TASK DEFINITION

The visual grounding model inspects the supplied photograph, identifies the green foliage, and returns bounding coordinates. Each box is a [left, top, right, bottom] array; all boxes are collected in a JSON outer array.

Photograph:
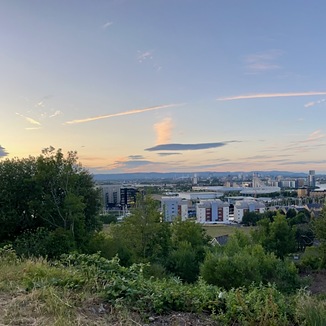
[[201, 231, 301, 293], [110, 195, 171, 264], [13, 227, 76, 258], [253, 213, 296, 259], [312, 207, 326, 267], [1, 247, 325, 325], [295, 290, 326, 326], [241, 211, 263, 226], [0, 148, 101, 257], [166, 241, 199, 283], [218, 283, 294, 326], [165, 219, 211, 282], [0, 245, 19, 264], [300, 246, 323, 270], [99, 213, 118, 224]]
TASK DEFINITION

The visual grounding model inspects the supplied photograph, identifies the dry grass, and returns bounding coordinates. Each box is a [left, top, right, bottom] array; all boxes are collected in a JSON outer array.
[[0, 251, 149, 326]]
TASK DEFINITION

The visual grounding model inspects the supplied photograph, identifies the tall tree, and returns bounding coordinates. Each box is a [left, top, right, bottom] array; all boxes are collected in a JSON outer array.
[[253, 213, 296, 259], [111, 194, 171, 264], [0, 147, 101, 251], [312, 207, 326, 267]]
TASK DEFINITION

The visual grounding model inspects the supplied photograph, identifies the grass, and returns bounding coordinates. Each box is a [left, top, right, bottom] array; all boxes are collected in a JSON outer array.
[[202, 224, 254, 238], [0, 247, 144, 326], [0, 246, 326, 325]]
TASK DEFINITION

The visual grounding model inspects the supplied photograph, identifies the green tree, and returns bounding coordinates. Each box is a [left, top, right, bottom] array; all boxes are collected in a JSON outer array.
[[253, 213, 296, 259], [110, 194, 171, 264], [201, 231, 300, 292], [241, 211, 262, 226], [312, 207, 326, 267], [0, 147, 101, 255], [166, 219, 211, 282]]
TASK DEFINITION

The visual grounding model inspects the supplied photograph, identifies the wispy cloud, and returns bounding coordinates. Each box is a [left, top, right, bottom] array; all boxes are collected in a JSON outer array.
[[278, 160, 326, 166], [64, 104, 184, 125], [157, 152, 181, 156], [49, 110, 62, 118], [110, 159, 162, 170], [102, 21, 113, 29], [154, 117, 173, 144], [244, 50, 282, 73], [218, 91, 326, 101], [0, 145, 8, 157], [146, 141, 239, 151], [16, 113, 41, 125], [304, 98, 325, 108], [25, 127, 42, 130], [128, 155, 145, 160], [137, 50, 153, 63], [305, 130, 325, 142]]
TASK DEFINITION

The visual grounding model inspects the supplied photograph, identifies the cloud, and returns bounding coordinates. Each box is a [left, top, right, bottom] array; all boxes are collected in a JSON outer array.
[[102, 21, 113, 29], [112, 160, 160, 169], [145, 141, 238, 151], [0, 146, 8, 157], [128, 155, 145, 160], [25, 127, 42, 130], [244, 50, 283, 73], [278, 160, 326, 166], [218, 91, 326, 101], [64, 103, 184, 125], [304, 98, 325, 108], [16, 113, 41, 125], [137, 50, 153, 63], [157, 152, 181, 156], [305, 130, 325, 142], [154, 117, 173, 144], [49, 110, 62, 118]]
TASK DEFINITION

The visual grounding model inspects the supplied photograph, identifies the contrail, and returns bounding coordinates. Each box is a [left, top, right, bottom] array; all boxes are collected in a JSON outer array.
[[15, 113, 41, 125], [64, 103, 184, 125], [217, 91, 326, 101]]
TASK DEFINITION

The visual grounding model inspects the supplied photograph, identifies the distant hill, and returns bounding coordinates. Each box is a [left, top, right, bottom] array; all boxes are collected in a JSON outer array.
[[93, 171, 309, 182]]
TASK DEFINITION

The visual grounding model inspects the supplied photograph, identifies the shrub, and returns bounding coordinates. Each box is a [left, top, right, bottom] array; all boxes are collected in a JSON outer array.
[[218, 283, 294, 326]]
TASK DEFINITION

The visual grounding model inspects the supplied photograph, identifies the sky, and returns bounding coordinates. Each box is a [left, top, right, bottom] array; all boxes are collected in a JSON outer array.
[[1, 0, 326, 174]]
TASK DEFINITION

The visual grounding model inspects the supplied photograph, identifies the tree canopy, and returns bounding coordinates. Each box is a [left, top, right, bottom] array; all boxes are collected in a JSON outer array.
[[0, 147, 101, 256]]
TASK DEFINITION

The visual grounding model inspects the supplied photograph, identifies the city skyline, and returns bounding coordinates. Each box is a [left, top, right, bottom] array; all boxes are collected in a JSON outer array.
[[1, 1, 326, 174]]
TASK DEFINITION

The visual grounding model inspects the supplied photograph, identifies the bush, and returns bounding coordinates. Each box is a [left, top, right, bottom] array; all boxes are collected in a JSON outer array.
[[201, 233, 301, 293], [13, 227, 76, 259], [300, 246, 323, 271], [218, 283, 295, 325], [295, 290, 326, 326]]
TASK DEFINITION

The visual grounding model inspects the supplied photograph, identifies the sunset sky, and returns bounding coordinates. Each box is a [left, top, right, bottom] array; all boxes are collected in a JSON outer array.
[[1, 1, 326, 174]]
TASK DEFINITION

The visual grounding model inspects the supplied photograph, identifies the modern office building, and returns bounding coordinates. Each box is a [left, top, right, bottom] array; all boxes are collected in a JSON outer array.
[[98, 185, 138, 211], [120, 187, 138, 209], [308, 170, 316, 189], [99, 185, 121, 210]]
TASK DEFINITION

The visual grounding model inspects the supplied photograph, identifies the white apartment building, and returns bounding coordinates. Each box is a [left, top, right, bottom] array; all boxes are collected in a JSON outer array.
[[196, 199, 229, 224], [161, 197, 188, 222], [233, 200, 266, 223]]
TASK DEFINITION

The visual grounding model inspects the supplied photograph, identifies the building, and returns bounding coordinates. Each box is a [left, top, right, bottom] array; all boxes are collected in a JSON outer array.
[[99, 185, 121, 211], [98, 185, 138, 212], [233, 200, 266, 223], [308, 170, 316, 189], [120, 187, 138, 209], [297, 187, 308, 197], [196, 199, 229, 224], [161, 197, 190, 222]]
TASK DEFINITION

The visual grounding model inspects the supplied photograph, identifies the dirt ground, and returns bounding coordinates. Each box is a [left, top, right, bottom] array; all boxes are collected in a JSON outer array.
[[306, 269, 326, 295]]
